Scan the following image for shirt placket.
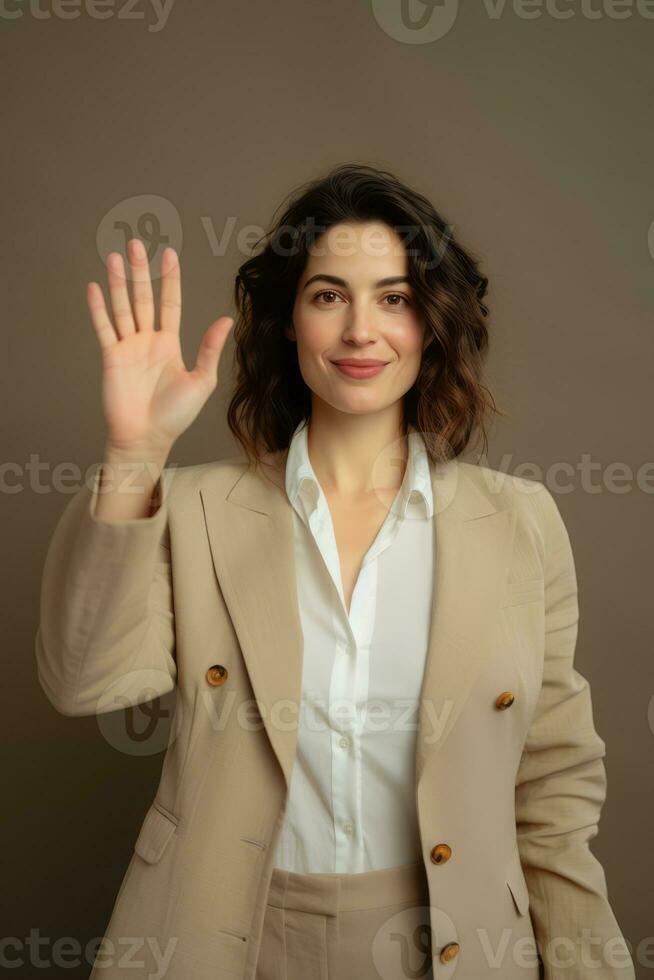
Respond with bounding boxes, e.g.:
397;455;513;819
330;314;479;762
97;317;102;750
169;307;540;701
306;487;404;872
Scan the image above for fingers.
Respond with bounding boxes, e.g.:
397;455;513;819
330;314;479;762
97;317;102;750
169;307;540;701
87;281;118;351
191;317;234;384
127;238;155;332
88;240;165;348
160;247;182;334
87;243;185;350
106;252;136;338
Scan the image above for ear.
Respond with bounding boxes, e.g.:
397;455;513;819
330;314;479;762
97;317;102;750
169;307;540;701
284;323;296;342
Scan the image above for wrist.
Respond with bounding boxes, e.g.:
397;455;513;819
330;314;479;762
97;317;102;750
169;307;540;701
103;440;173;469
98;444;172;505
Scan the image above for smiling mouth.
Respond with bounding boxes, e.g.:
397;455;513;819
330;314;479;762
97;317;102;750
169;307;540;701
330;360;389;379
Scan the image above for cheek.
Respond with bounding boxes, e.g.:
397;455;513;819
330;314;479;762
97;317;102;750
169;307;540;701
394;320;425;360
296;337;326;369
294;318;334;363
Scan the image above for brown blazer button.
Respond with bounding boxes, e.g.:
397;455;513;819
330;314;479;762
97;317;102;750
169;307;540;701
430;843;452;864
439;942;460;963
206;664;228;686
495;691;515;710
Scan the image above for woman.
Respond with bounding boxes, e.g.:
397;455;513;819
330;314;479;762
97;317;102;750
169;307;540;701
35;163;634;980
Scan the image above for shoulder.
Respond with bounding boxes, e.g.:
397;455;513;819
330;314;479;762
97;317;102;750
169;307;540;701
455;463;575;585
160;454;251;504
456;459;547;513
457;460;567;547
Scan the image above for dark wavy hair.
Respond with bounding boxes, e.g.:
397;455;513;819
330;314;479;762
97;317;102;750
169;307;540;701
227;162;503;466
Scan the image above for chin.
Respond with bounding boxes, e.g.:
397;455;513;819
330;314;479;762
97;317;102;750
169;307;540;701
329;394;390;416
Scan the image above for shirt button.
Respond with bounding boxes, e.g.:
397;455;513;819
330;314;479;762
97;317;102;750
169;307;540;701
339;736;350;749
343;822;354;836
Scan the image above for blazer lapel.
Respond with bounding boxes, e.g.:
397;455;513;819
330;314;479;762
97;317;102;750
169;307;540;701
200;450;302;792
199;451;516;796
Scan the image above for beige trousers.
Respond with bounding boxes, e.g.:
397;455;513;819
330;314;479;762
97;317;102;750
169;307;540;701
255;859;433;980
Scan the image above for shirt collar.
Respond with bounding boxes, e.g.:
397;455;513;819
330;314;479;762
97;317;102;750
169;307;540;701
285;419;433;520
285;419;321;517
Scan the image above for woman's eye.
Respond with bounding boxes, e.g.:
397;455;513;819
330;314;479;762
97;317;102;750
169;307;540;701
314;290;343;304
383;293;410;307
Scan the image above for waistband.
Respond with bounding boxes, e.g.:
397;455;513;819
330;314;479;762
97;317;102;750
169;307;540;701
267;860;428;917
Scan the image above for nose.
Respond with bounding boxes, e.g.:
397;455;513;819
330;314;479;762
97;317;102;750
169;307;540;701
341;303;377;345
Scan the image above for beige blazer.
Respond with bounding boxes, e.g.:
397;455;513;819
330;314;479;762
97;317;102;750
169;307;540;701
35;451;635;980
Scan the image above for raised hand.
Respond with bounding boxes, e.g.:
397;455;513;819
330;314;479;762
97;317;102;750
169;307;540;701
87;239;234;458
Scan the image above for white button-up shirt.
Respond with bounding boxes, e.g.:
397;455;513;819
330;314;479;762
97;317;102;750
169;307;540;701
272;419;435;874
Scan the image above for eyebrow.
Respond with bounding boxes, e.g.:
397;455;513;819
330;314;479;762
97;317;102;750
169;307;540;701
302;274;411;291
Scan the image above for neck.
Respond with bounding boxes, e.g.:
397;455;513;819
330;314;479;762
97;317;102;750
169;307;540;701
305;399;409;497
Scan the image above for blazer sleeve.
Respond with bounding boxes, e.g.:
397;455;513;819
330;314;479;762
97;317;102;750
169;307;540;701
34;461;177;717
514;484;635;978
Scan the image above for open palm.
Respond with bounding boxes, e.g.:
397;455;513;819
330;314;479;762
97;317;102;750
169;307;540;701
86;239;233;456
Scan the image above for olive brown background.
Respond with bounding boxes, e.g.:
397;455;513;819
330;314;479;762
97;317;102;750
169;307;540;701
2;1;653;976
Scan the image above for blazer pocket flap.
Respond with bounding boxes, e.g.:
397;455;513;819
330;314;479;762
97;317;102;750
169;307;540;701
134;801;178;864
506;851;530;916
502;578;544;608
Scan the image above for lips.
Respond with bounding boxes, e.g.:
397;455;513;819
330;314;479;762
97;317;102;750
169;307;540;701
330;359;389;379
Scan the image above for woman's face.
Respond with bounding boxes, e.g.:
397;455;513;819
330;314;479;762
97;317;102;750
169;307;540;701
287;221;427;418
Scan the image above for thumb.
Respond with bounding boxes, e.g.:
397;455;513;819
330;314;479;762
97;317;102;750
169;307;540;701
191;316;234;385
